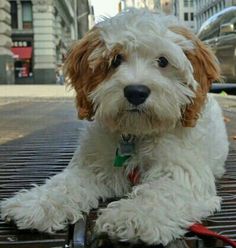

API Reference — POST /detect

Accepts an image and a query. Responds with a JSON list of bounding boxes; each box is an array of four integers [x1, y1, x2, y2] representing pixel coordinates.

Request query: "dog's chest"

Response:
[[112, 135, 159, 179]]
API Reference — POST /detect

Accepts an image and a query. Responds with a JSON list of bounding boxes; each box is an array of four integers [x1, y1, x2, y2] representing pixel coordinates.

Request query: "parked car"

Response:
[[198, 7, 236, 83]]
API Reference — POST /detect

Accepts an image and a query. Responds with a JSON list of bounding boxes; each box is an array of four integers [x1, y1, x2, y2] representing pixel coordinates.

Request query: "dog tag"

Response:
[[119, 142, 135, 156], [119, 134, 136, 156], [114, 149, 130, 167], [113, 134, 136, 167]]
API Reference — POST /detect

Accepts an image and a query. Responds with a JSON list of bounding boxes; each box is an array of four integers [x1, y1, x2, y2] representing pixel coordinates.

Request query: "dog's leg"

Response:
[[96, 167, 220, 245], [0, 149, 113, 233]]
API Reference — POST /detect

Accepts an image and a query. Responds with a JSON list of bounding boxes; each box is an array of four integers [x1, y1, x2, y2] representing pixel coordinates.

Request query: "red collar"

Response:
[[128, 167, 140, 185]]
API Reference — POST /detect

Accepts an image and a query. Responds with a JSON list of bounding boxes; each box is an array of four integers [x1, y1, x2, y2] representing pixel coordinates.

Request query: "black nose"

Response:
[[124, 84, 150, 106]]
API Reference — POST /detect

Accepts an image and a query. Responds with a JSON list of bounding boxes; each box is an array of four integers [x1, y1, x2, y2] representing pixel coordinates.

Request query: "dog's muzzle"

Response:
[[124, 84, 150, 106]]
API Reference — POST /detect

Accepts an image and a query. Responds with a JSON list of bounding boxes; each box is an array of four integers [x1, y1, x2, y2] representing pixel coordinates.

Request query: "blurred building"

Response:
[[120, 0, 195, 31], [120, 0, 161, 10], [195, 0, 236, 31], [78, 0, 94, 38], [174, 0, 195, 32], [120, 0, 175, 14], [0, 0, 14, 84], [0, 0, 94, 84]]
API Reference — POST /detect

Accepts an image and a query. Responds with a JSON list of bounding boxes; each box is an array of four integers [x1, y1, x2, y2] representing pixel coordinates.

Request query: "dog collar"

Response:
[[128, 167, 140, 185], [113, 134, 136, 167]]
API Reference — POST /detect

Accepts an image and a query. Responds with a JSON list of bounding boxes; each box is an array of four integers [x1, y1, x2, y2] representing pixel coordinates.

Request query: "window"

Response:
[[189, 0, 193, 7], [184, 0, 188, 7], [22, 1, 32, 29], [207, 9, 210, 19], [184, 13, 189, 21], [223, 0, 226, 8], [219, 2, 222, 10], [10, 1, 18, 29], [190, 13, 194, 21]]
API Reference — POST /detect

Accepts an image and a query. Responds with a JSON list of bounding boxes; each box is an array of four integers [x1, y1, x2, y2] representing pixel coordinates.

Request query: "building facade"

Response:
[[120, 0, 176, 14], [121, 0, 161, 10], [0, 0, 93, 84], [174, 0, 195, 31], [0, 0, 15, 84], [195, 0, 236, 31], [120, 0, 195, 31]]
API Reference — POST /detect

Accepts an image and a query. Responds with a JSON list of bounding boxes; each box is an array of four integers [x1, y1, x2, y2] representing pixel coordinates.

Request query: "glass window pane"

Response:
[[191, 13, 194, 21], [10, 1, 18, 29], [22, 1, 32, 29], [22, 2, 32, 22], [184, 12, 188, 21]]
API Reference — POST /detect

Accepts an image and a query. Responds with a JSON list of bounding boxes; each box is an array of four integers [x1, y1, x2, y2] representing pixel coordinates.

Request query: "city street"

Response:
[[0, 86, 235, 149], [0, 85, 236, 149], [0, 98, 78, 145], [0, 85, 77, 145], [214, 95, 236, 150]]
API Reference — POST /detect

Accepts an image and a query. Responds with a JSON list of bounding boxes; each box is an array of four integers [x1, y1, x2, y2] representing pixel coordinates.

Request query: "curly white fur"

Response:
[[1, 9, 228, 245]]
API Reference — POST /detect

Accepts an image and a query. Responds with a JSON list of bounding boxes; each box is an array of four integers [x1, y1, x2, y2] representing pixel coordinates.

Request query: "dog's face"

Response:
[[65, 9, 220, 135]]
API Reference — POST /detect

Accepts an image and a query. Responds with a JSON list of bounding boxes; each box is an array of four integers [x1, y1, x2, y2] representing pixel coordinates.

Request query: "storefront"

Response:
[[11, 42, 33, 84]]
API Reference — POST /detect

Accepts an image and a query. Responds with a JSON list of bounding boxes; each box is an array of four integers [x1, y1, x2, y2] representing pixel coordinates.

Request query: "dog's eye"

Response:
[[111, 54, 124, 68], [157, 57, 169, 68]]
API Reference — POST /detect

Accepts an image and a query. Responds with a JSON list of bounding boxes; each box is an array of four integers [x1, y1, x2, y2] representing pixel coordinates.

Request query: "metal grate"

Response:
[[203, 150, 236, 241], [0, 121, 79, 248], [0, 124, 236, 247]]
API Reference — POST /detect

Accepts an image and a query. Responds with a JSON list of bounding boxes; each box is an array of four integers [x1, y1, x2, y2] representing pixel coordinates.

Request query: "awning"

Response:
[[11, 47, 32, 59]]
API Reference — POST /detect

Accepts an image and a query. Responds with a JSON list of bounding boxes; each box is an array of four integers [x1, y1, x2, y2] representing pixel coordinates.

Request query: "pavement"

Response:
[[0, 85, 235, 149], [0, 85, 75, 105], [0, 85, 77, 144], [214, 94, 236, 150]]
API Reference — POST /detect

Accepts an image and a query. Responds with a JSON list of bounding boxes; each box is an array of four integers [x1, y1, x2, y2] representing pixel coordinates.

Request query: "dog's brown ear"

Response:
[[64, 28, 109, 120], [170, 26, 221, 127]]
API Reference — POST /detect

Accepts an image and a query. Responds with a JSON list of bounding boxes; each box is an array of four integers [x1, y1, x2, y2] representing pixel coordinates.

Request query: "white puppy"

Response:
[[1, 9, 228, 246]]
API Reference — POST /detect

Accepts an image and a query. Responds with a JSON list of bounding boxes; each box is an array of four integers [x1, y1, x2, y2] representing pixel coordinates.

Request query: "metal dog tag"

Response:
[[118, 134, 136, 156]]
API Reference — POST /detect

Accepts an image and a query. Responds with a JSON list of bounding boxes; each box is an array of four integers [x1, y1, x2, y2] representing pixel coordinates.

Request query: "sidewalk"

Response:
[[0, 85, 75, 98], [0, 85, 235, 148], [1, 85, 235, 109], [213, 94, 236, 112], [0, 85, 236, 100]]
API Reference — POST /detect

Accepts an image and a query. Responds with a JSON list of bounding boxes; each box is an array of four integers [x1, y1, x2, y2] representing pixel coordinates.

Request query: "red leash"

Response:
[[190, 223, 236, 247]]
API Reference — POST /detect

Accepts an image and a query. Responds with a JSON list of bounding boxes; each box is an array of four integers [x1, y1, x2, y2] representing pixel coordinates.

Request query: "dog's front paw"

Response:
[[1, 188, 82, 233], [96, 200, 138, 242], [1, 197, 63, 232], [95, 199, 164, 245]]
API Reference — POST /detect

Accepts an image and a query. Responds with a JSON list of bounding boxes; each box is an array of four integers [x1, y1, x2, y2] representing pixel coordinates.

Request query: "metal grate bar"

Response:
[[0, 121, 79, 248]]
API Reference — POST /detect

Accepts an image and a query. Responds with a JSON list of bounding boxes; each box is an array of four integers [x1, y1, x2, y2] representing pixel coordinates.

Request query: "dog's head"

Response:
[[65, 9, 220, 135]]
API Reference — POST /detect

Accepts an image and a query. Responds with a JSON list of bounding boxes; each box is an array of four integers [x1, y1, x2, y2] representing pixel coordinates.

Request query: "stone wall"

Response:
[[0, 0, 15, 84], [32, 0, 56, 84]]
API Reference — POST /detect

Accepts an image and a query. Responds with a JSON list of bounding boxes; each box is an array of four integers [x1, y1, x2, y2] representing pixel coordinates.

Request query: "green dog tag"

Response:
[[113, 149, 130, 167]]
